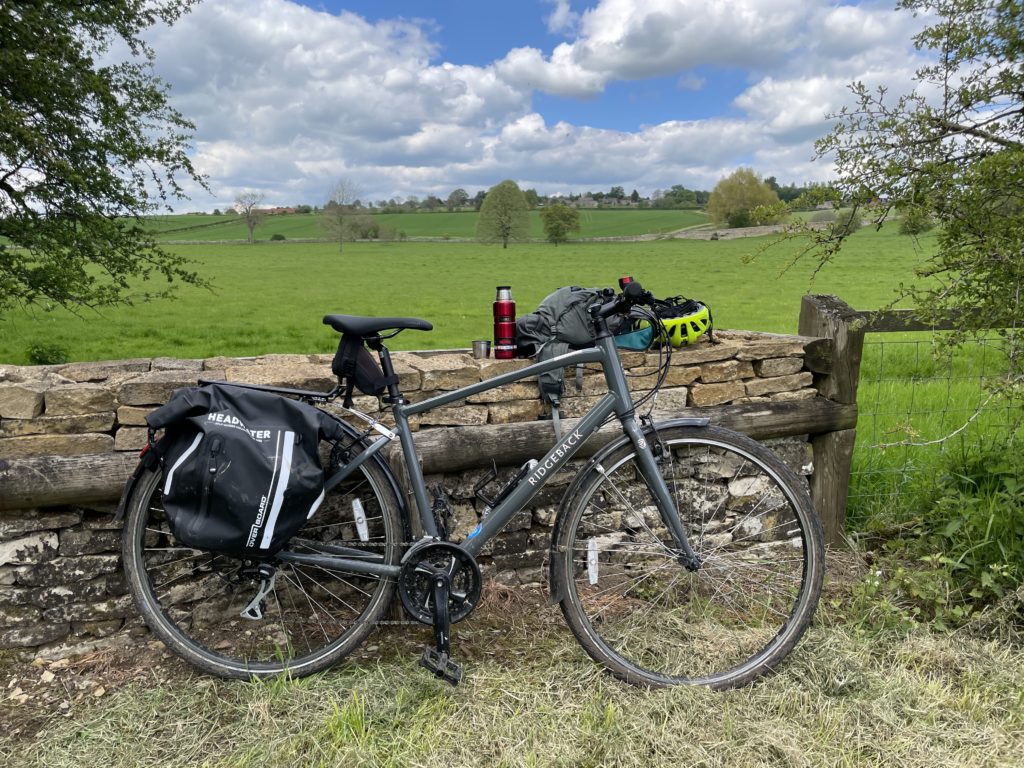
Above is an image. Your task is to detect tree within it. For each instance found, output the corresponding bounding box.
[540,204,581,245]
[446,188,469,211]
[800,0,1024,382]
[476,180,530,248]
[320,178,360,252]
[523,188,540,209]
[0,1,205,312]
[234,192,265,244]
[707,168,781,227]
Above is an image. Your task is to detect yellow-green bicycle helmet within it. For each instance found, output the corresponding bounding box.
[658,300,712,347]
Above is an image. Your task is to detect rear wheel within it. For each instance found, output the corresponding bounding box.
[554,425,824,688]
[122,452,402,679]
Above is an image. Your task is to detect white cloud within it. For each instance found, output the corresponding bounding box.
[132,0,931,208]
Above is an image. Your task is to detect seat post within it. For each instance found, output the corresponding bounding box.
[367,338,403,403]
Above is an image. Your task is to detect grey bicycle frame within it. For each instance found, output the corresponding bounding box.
[280,333,697,576]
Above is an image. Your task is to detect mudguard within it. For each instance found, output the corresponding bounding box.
[545,416,710,604]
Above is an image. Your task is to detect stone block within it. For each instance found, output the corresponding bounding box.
[0,533,59,566]
[116,370,205,406]
[477,357,533,380]
[772,389,817,402]
[58,529,121,557]
[734,339,809,361]
[0,412,115,438]
[0,568,15,585]
[42,595,133,623]
[204,356,257,370]
[114,427,150,451]
[44,384,117,416]
[467,382,538,404]
[629,365,700,390]
[480,529,528,557]
[417,405,489,427]
[744,372,814,398]
[116,405,154,426]
[13,554,121,587]
[31,574,126,609]
[0,383,45,419]
[658,340,740,365]
[58,359,151,382]
[71,620,123,638]
[0,510,82,541]
[0,433,114,459]
[0,604,43,626]
[407,354,479,390]
[700,360,755,383]
[152,357,203,371]
[488,401,544,424]
[0,623,70,648]
[754,357,805,377]
[645,388,690,417]
[688,381,746,407]
[223,363,336,392]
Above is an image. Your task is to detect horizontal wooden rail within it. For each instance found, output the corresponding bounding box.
[0,399,855,512]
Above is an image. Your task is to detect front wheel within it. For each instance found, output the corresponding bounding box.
[122,450,402,680]
[553,425,824,688]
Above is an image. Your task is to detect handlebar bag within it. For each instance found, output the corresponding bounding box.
[145,382,347,557]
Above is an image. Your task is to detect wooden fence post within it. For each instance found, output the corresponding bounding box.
[798,295,865,545]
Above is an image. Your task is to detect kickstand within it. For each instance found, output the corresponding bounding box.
[419,571,463,686]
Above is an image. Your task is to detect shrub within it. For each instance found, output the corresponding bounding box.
[899,207,935,235]
[26,341,70,365]
[810,209,836,223]
[269,233,286,241]
[833,208,864,236]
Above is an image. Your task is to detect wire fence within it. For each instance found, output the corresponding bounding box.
[847,332,1021,521]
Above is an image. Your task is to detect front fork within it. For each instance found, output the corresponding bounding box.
[620,416,702,571]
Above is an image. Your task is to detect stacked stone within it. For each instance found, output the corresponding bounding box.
[0,329,819,655]
[0,508,128,653]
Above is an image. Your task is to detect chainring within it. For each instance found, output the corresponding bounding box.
[398,541,482,625]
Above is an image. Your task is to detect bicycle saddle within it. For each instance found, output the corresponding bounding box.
[323,314,433,336]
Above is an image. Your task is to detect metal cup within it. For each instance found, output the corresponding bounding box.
[472,340,491,359]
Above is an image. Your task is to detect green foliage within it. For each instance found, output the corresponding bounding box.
[808,0,1024,390]
[707,168,782,227]
[539,204,580,245]
[847,440,1024,632]
[0,1,206,313]
[25,341,69,365]
[476,180,529,248]
[269,234,286,242]
[832,208,864,236]
[898,206,935,235]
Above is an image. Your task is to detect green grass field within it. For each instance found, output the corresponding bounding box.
[0,223,929,364]
[141,209,709,242]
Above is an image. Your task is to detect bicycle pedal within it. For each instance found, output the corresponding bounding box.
[419,647,463,686]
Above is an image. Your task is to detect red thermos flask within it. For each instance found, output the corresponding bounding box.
[493,286,516,359]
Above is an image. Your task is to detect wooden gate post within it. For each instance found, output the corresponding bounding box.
[798,295,865,545]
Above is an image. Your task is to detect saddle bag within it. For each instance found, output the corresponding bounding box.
[146,382,347,557]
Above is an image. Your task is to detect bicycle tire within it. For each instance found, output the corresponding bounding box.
[553,424,824,689]
[122,448,402,680]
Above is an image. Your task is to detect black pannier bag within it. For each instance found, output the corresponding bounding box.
[146,382,348,557]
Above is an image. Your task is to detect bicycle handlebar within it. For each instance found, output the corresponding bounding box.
[592,279,654,320]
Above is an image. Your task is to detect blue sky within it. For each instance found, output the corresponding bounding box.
[137,0,931,210]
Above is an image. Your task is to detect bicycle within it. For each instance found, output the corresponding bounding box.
[117,280,824,689]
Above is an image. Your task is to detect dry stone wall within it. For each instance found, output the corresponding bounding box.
[0,330,821,656]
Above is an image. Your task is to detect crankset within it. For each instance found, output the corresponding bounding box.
[398,541,482,624]
[398,541,482,686]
